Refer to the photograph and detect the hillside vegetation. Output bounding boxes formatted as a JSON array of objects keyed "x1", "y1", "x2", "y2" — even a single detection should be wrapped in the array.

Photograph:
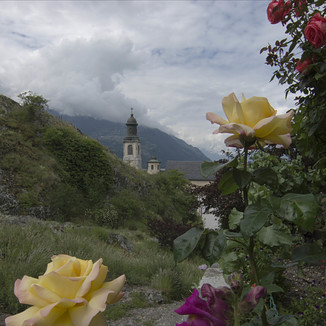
[{"x1": 0, "y1": 93, "x2": 200, "y2": 229}]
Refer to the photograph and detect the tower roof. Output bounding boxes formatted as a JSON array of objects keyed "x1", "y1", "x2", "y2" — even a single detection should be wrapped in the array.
[{"x1": 126, "y1": 108, "x2": 138, "y2": 126}]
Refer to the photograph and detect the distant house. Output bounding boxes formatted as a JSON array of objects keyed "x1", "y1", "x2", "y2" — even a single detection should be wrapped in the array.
[
  {"x1": 165, "y1": 160, "x2": 218, "y2": 229},
  {"x1": 165, "y1": 161, "x2": 215, "y2": 186}
]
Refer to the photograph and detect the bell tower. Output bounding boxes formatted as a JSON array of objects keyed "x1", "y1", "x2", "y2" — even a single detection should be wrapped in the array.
[{"x1": 123, "y1": 108, "x2": 142, "y2": 169}]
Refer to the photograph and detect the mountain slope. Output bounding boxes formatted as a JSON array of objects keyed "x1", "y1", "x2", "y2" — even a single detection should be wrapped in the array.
[{"x1": 49, "y1": 112, "x2": 210, "y2": 168}]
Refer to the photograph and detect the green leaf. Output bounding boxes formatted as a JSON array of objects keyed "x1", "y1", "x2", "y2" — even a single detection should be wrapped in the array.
[
  {"x1": 224, "y1": 230, "x2": 243, "y2": 238},
  {"x1": 218, "y1": 170, "x2": 239, "y2": 195},
  {"x1": 228, "y1": 208, "x2": 243, "y2": 230},
  {"x1": 202, "y1": 230, "x2": 226, "y2": 264},
  {"x1": 173, "y1": 227, "x2": 204, "y2": 263},
  {"x1": 240, "y1": 202, "x2": 272, "y2": 237},
  {"x1": 291, "y1": 243, "x2": 326, "y2": 264},
  {"x1": 279, "y1": 193, "x2": 319, "y2": 232},
  {"x1": 233, "y1": 168, "x2": 252, "y2": 189},
  {"x1": 257, "y1": 225, "x2": 293, "y2": 247},
  {"x1": 200, "y1": 157, "x2": 238, "y2": 178},
  {"x1": 266, "y1": 309, "x2": 297, "y2": 325},
  {"x1": 252, "y1": 167, "x2": 278, "y2": 186}
]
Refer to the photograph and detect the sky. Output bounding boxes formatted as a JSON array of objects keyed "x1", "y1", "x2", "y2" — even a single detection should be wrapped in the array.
[{"x1": 0, "y1": 0, "x2": 296, "y2": 160}]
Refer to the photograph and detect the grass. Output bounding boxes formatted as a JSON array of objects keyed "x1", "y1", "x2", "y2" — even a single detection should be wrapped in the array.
[{"x1": 0, "y1": 215, "x2": 204, "y2": 315}]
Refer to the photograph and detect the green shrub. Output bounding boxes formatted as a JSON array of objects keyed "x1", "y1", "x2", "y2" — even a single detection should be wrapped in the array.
[
  {"x1": 43, "y1": 126, "x2": 113, "y2": 206},
  {"x1": 110, "y1": 189, "x2": 145, "y2": 224}
]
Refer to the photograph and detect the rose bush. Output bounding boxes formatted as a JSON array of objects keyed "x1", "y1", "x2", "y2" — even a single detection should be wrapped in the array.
[
  {"x1": 206, "y1": 92, "x2": 294, "y2": 148},
  {"x1": 5, "y1": 254, "x2": 125, "y2": 326},
  {"x1": 304, "y1": 12, "x2": 326, "y2": 48}
]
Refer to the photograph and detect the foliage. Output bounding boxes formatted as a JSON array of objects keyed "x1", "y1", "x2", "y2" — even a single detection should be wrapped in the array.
[
  {"x1": 193, "y1": 159, "x2": 245, "y2": 229},
  {"x1": 43, "y1": 126, "x2": 113, "y2": 206},
  {"x1": 249, "y1": 149, "x2": 326, "y2": 195},
  {"x1": 147, "y1": 216, "x2": 192, "y2": 248},
  {"x1": 110, "y1": 189, "x2": 145, "y2": 225},
  {"x1": 149, "y1": 170, "x2": 200, "y2": 224},
  {"x1": 18, "y1": 91, "x2": 49, "y2": 123},
  {"x1": 285, "y1": 286, "x2": 326, "y2": 325},
  {"x1": 261, "y1": 0, "x2": 326, "y2": 162},
  {"x1": 174, "y1": 146, "x2": 324, "y2": 325}
]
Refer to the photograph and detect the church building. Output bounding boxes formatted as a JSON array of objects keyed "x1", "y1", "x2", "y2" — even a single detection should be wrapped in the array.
[{"x1": 123, "y1": 108, "x2": 142, "y2": 169}]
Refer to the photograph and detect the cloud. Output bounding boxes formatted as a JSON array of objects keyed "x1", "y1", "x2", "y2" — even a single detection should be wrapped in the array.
[{"x1": 0, "y1": 0, "x2": 296, "y2": 159}]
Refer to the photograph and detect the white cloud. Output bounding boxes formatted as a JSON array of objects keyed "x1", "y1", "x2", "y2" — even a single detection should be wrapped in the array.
[{"x1": 0, "y1": 0, "x2": 296, "y2": 159}]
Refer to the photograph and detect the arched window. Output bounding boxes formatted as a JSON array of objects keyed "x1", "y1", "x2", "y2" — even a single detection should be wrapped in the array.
[
  {"x1": 151, "y1": 164, "x2": 154, "y2": 170},
  {"x1": 128, "y1": 144, "x2": 133, "y2": 155}
]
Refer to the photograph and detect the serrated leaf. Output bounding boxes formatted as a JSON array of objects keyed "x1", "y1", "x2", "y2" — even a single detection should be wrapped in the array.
[
  {"x1": 173, "y1": 227, "x2": 204, "y2": 263},
  {"x1": 233, "y1": 168, "x2": 252, "y2": 189},
  {"x1": 228, "y1": 208, "x2": 243, "y2": 230},
  {"x1": 218, "y1": 170, "x2": 239, "y2": 195},
  {"x1": 202, "y1": 230, "x2": 226, "y2": 264},
  {"x1": 257, "y1": 225, "x2": 293, "y2": 247},
  {"x1": 291, "y1": 243, "x2": 326, "y2": 264},
  {"x1": 279, "y1": 193, "x2": 319, "y2": 232},
  {"x1": 200, "y1": 157, "x2": 238, "y2": 178},
  {"x1": 252, "y1": 167, "x2": 278, "y2": 186},
  {"x1": 240, "y1": 202, "x2": 272, "y2": 237}
]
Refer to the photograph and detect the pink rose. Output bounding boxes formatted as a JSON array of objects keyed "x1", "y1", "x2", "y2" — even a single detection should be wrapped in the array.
[
  {"x1": 304, "y1": 13, "x2": 326, "y2": 48},
  {"x1": 267, "y1": 0, "x2": 291, "y2": 24}
]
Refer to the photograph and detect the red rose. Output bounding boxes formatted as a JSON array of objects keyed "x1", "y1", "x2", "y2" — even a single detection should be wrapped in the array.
[
  {"x1": 296, "y1": 54, "x2": 316, "y2": 75},
  {"x1": 267, "y1": 0, "x2": 291, "y2": 24},
  {"x1": 293, "y1": 0, "x2": 307, "y2": 17},
  {"x1": 304, "y1": 13, "x2": 326, "y2": 48}
]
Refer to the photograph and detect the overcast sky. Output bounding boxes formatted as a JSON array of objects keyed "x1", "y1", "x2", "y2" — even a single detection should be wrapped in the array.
[{"x1": 0, "y1": 0, "x2": 296, "y2": 159}]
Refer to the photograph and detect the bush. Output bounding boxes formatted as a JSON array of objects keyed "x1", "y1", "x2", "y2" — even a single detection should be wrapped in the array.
[
  {"x1": 43, "y1": 126, "x2": 113, "y2": 206},
  {"x1": 146, "y1": 216, "x2": 192, "y2": 249}
]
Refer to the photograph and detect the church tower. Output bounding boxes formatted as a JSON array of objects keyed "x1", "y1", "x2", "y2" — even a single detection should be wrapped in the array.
[{"x1": 123, "y1": 108, "x2": 142, "y2": 169}]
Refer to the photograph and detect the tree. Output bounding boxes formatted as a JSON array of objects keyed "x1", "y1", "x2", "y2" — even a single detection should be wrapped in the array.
[{"x1": 18, "y1": 91, "x2": 49, "y2": 122}]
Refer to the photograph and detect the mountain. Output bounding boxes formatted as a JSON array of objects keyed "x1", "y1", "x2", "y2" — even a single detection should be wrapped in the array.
[{"x1": 49, "y1": 111, "x2": 210, "y2": 168}]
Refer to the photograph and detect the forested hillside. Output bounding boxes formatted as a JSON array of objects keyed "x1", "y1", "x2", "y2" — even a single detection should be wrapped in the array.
[{"x1": 0, "y1": 93, "x2": 200, "y2": 229}]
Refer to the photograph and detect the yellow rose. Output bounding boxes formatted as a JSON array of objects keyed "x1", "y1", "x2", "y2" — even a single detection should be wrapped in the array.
[
  {"x1": 206, "y1": 92, "x2": 294, "y2": 148},
  {"x1": 5, "y1": 255, "x2": 125, "y2": 326}
]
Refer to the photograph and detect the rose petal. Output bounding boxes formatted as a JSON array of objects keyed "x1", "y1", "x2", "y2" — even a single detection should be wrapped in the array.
[
  {"x1": 241, "y1": 96, "x2": 276, "y2": 128},
  {"x1": 38, "y1": 272, "x2": 85, "y2": 299},
  {"x1": 14, "y1": 277, "x2": 43, "y2": 306},
  {"x1": 224, "y1": 135, "x2": 243, "y2": 148},
  {"x1": 206, "y1": 112, "x2": 228, "y2": 126},
  {"x1": 222, "y1": 93, "x2": 244, "y2": 124},
  {"x1": 254, "y1": 110, "x2": 294, "y2": 138},
  {"x1": 89, "y1": 312, "x2": 108, "y2": 326},
  {"x1": 70, "y1": 286, "x2": 113, "y2": 326},
  {"x1": 218, "y1": 123, "x2": 255, "y2": 137},
  {"x1": 105, "y1": 274, "x2": 126, "y2": 304},
  {"x1": 261, "y1": 133, "x2": 292, "y2": 148}
]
